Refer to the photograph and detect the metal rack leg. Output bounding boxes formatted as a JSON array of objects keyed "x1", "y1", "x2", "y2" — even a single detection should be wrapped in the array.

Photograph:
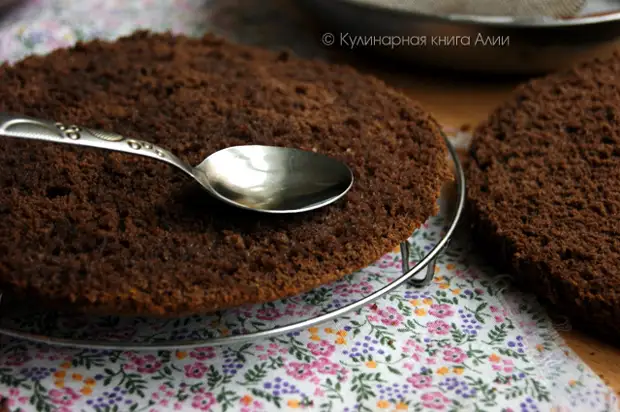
[
  {"x1": 409, "y1": 255, "x2": 438, "y2": 287},
  {"x1": 401, "y1": 240, "x2": 448, "y2": 287},
  {"x1": 400, "y1": 241, "x2": 410, "y2": 273}
]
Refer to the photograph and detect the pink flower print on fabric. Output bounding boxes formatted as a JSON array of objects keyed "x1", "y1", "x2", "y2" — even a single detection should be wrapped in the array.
[
  {"x1": 421, "y1": 391, "x2": 451, "y2": 410},
  {"x1": 407, "y1": 373, "x2": 433, "y2": 389},
  {"x1": 369, "y1": 306, "x2": 404, "y2": 326},
  {"x1": 4, "y1": 353, "x2": 31, "y2": 367},
  {"x1": 131, "y1": 355, "x2": 162, "y2": 374},
  {"x1": 256, "y1": 342, "x2": 288, "y2": 360},
  {"x1": 402, "y1": 339, "x2": 425, "y2": 362},
  {"x1": 443, "y1": 347, "x2": 468, "y2": 363},
  {"x1": 312, "y1": 357, "x2": 341, "y2": 375},
  {"x1": 429, "y1": 304, "x2": 454, "y2": 319},
  {"x1": 427, "y1": 320, "x2": 451, "y2": 335},
  {"x1": 184, "y1": 362, "x2": 209, "y2": 379},
  {"x1": 333, "y1": 281, "x2": 374, "y2": 297},
  {"x1": 308, "y1": 341, "x2": 336, "y2": 357},
  {"x1": 189, "y1": 347, "x2": 216, "y2": 360},
  {"x1": 256, "y1": 308, "x2": 282, "y2": 321},
  {"x1": 492, "y1": 358, "x2": 515, "y2": 374},
  {"x1": 191, "y1": 393, "x2": 216, "y2": 411},
  {"x1": 49, "y1": 388, "x2": 80, "y2": 407},
  {"x1": 285, "y1": 362, "x2": 314, "y2": 380},
  {"x1": 490, "y1": 305, "x2": 509, "y2": 323}
]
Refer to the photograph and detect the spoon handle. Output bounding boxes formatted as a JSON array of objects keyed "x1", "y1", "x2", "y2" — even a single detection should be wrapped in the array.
[{"x1": 0, "y1": 112, "x2": 195, "y2": 177}]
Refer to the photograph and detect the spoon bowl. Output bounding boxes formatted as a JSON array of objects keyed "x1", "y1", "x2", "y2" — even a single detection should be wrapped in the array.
[
  {"x1": 197, "y1": 145, "x2": 353, "y2": 213},
  {"x1": 0, "y1": 113, "x2": 354, "y2": 213}
]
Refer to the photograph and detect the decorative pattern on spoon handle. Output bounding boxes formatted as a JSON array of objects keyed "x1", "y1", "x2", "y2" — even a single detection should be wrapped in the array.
[{"x1": 0, "y1": 113, "x2": 194, "y2": 176}]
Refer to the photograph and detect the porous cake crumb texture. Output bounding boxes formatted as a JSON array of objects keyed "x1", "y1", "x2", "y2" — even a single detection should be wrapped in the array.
[
  {"x1": 0, "y1": 32, "x2": 451, "y2": 316},
  {"x1": 467, "y1": 53, "x2": 620, "y2": 340}
]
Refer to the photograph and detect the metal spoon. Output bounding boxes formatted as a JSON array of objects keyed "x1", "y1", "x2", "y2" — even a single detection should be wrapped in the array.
[{"x1": 0, "y1": 113, "x2": 354, "y2": 213}]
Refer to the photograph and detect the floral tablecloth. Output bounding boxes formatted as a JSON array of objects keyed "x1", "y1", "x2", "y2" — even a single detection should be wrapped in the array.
[{"x1": 0, "y1": 1, "x2": 618, "y2": 411}]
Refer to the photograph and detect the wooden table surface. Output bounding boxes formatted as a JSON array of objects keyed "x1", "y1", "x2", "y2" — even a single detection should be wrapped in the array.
[{"x1": 348, "y1": 62, "x2": 620, "y2": 395}]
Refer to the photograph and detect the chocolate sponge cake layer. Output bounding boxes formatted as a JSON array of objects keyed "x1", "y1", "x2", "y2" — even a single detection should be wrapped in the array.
[
  {"x1": 467, "y1": 54, "x2": 620, "y2": 339},
  {"x1": 0, "y1": 31, "x2": 451, "y2": 316}
]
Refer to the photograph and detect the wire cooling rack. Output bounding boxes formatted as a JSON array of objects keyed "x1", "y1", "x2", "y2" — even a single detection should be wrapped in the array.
[{"x1": 0, "y1": 135, "x2": 465, "y2": 350}]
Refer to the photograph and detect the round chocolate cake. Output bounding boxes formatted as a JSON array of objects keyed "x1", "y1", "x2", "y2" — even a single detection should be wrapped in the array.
[
  {"x1": 0, "y1": 31, "x2": 451, "y2": 316},
  {"x1": 467, "y1": 53, "x2": 620, "y2": 339}
]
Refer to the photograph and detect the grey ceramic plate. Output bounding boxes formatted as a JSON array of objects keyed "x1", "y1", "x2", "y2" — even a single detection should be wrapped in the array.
[{"x1": 299, "y1": 0, "x2": 620, "y2": 73}]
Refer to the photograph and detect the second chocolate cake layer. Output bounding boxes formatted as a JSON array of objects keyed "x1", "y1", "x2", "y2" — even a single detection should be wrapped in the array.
[{"x1": 467, "y1": 53, "x2": 620, "y2": 340}]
